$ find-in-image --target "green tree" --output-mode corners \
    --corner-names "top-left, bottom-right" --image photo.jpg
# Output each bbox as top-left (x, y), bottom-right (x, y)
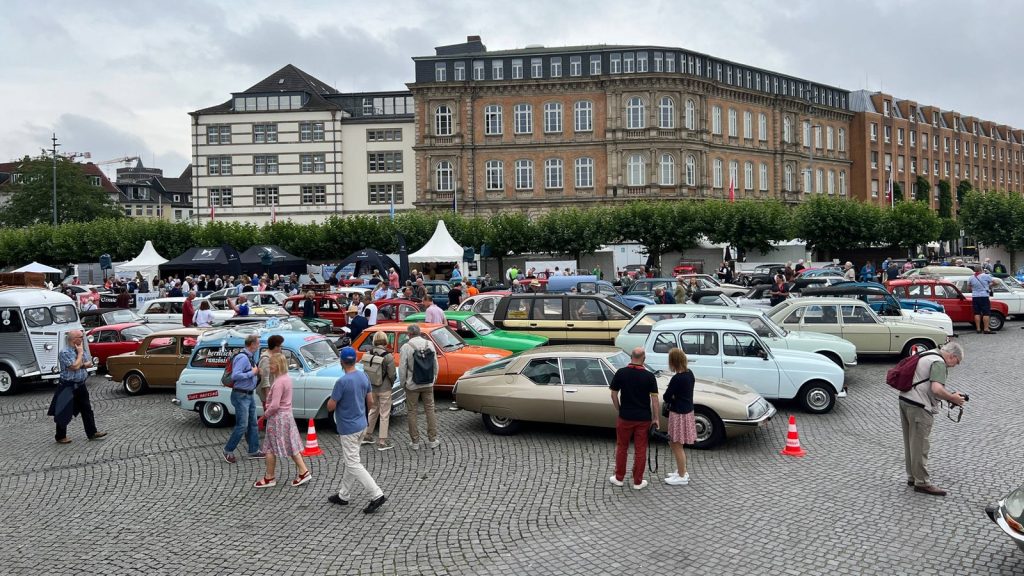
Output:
top-left (534, 207), bottom-right (613, 263)
top-left (913, 176), bottom-right (931, 202)
top-left (612, 202), bottom-right (702, 271)
top-left (483, 212), bottom-right (535, 277)
top-left (892, 182), bottom-right (904, 202)
top-left (955, 180), bottom-right (973, 214)
top-left (937, 180), bottom-right (954, 218)
top-left (879, 201), bottom-right (940, 253)
top-left (960, 190), bottom-right (1024, 270)
top-left (937, 218), bottom-right (961, 243)
top-left (704, 200), bottom-right (793, 258)
top-left (793, 196), bottom-right (879, 260)
top-left (1, 156), bottom-right (123, 227)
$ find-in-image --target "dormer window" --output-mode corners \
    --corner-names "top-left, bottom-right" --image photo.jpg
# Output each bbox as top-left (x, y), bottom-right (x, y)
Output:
top-left (883, 101), bottom-right (890, 117)
top-left (90, 176), bottom-right (102, 187)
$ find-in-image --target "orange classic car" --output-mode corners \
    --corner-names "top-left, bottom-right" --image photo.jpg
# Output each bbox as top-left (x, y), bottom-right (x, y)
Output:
top-left (351, 323), bottom-right (512, 392)
top-left (105, 328), bottom-right (202, 395)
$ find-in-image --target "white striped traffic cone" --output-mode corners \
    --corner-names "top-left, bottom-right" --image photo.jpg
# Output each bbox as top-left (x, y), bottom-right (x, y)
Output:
top-left (301, 418), bottom-right (323, 457)
top-left (780, 415), bottom-right (806, 457)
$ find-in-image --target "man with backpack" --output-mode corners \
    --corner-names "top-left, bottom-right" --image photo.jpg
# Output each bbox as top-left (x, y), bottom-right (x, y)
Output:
top-left (361, 332), bottom-right (396, 451)
top-left (892, 342), bottom-right (966, 496)
top-left (223, 334), bottom-right (263, 463)
top-left (399, 324), bottom-right (439, 450)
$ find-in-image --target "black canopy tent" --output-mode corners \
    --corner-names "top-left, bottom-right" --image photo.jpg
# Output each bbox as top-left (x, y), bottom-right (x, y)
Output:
top-left (158, 245), bottom-right (242, 278)
top-left (331, 248), bottom-right (398, 282)
top-left (239, 245), bottom-right (307, 276)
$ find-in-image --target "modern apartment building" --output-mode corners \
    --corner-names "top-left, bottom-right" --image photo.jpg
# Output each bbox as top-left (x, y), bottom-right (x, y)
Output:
top-left (189, 65), bottom-right (415, 224)
top-left (408, 36), bottom-right (853, 215)
top-left (849, 90), bottom-right (1024, 209)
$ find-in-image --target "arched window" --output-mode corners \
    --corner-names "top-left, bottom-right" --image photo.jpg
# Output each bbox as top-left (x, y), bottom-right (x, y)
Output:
top-left (758, 113), bottom-right (768, 141)
top-left (743, 162), bottom-right (753, 190)
top-left (713, 159), bottom-right (723, 188)
top-left (839, 171), bottom-right (847, 195)
top-left (626, 97), bottom-right (645, 129)
top-left (685, 99), bottom-right (696, 130)
top-left (783, 117), bottom-right (792, 143)
top-left (759, 162), bottom-right (768, 191)
top-left (659, 97), bottom-right (675, 129)
top-left (659, 154), bottom-right (675, 185)
top-left (435, 160), bottom-right (453, 191)
top-left (544, 158), bottom-right (564, 189)
top-left (484, 105), bottom-right (502, 135)
top-left (435, 105), bottom-right (452, 136)
top-left (685, 155), bottom-right (697, 186)
top-left (485, 160), bottom-right (504, 190)
top-left (784, 165), bottom-right (793, 190)
top-left (514, 160), bottom-right (534, 190)
top-left (627, 154), bottom-right (646, 186)
top-left (729, 160), bottom-right (739, 188)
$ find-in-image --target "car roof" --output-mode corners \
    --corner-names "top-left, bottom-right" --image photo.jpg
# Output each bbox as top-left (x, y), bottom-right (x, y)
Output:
top-left (195, 327), bottom-right (322, 346)
top-left (363, 322), bottom-right (444, 332)
top-left (0, 288), bottom-right (76, 307)
top-left (638, 304), bottom-right (761, 317)
top-left (651, 318), bottom-right (754, 332)
top-left (145, 327), bottom-right (205, 337)
top-left (406, 310), bottom-right (472, 319)
top-left (516, 344), bottom-right (623, 357)
top-left (147, 297), bottom-right (186, 303)
top-left (89, 322), bottom-right (144, 332)
top-left (785, 297), bottom-right (869, 306)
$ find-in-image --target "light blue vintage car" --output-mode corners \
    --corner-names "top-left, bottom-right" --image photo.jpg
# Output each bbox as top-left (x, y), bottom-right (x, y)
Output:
top-left (172, 323), bottom-right (405, 427)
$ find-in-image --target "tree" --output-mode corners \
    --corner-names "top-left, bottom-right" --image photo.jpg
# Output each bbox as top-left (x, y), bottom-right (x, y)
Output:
top-left (704, 200), bottom-right (793, 258)
top-left (1, 156), bottom-right (123, 227)
top-left (892, 182), bottom-right (904, 202)
top-left (960, 190), bottom-right (1024, 270)
top-left (937, 180), bottom-right (953, 218)
top-left (612, 202), bottom-right (702, 271)
top-left (878, 201), bottom-right (940, 254)
top-left (937, 218), bottom-right (961, 244)
top-left (793, 196), bottom-right (880, 260)
top-left (955, 180), bottom-right (973, 215)
top-left (534, 207), bottom-right (613, 264)
top-left (913, 176), bottom-right (931, 202)
top-left (483, 212), bottom-right (534, 277)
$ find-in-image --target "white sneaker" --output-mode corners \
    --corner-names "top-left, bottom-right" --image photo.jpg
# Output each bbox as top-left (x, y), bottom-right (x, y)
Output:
top-left (410, 442), bottom-right (420, 451)
top-left (428, 438), bottom-right (441, 449)
top-left (665, 474), bottom-right (689, 486)
top-left (632, 480), bottom-right (649, 490)
top-left (608, 475), bottom-right (624, 487)
top-left (664, 471), bottom-right (679, 481)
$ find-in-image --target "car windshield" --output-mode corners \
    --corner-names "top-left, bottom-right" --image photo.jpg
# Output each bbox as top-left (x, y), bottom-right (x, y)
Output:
top-left (464, 314), bottom-right (495, 336)
top-left (51, 304), bottom-right (78, 324)
top-left (766, 301), bottom-right (791, 318)
top-left (300, 340), bottom-right (338, 370)
top-left (604, 351), bottom-right (630, 370)
top-left (121, 325), bottom-right (154, 340)
top-left (104, 309), bottom-right (143, 324)
top-left (431, 326), bottom-right (466, 351)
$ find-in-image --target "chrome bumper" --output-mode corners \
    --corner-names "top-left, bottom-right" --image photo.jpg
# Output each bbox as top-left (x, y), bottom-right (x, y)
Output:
top-left (171, 398), bottom-right (181, 406)
top-left (722, 403), bottom-right (777, 427)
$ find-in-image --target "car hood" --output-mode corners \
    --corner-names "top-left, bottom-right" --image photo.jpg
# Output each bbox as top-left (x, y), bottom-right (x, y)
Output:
top-left (485, 330), bottom-right (548, 346)
top-left (770, 348), bottom-right (845, 371)
top-left (310, 363), bottom-right (344, 380)
top-left (783, 330), bottom-right (853, 346)
top-left (896, 310), bottom-right (954, 335)
top-left (619, 294), bottom-right (655, 305)
top-left (454, 345), bottom-right (512, 359)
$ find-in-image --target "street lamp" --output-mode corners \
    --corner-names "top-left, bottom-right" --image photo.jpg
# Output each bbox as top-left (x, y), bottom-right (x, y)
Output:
top-left (50, 133), bottom-right (60, 226)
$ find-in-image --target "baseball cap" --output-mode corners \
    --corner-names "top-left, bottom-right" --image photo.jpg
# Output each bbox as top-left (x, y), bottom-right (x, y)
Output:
top-left (339, 346), bottom-right (357, 363)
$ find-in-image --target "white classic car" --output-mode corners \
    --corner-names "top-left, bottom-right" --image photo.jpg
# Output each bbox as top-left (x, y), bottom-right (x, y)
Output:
top-left (139, 297), bottom-right (235, 325)
top-left (644, 318), bottom-right (846, 414)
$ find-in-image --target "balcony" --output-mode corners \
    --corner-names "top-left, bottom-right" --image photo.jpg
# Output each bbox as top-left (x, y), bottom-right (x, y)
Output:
top-left (657, 129), bottom-right (677, 139)
top-left (423, 134), bottom-right (463, 147)
top-left (427, 189), bottom-right (457, 203)
top-left (624, 129), bottom-right (648, 140)
top-left (624, 186), bottom-right (651, 197)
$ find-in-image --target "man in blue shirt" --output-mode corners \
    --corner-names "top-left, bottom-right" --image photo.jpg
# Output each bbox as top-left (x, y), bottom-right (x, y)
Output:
top-left (968, 268), bottom-right (995, 334)
top-left (327, 347), bottom-right (386, 514)
top-left (223, 334), bottom-right (263, 463)
top-left (47, 330), bottom-right (107, 443)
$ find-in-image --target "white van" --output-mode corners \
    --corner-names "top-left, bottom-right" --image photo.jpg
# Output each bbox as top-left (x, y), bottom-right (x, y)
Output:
top-left (0, 288), bottom-right (92, 394)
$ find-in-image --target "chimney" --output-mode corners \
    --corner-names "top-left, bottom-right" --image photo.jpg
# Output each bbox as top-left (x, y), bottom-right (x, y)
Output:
top-left (467, 35), bottom-right (481, 42)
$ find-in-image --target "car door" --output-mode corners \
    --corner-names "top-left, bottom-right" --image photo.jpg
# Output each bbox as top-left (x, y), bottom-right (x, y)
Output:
top-left (676, 330), bottom-right (723, 381)
top-left (567, 297), bottom-right (607, 343)
top-left (88, 328), bottom-right (117, 364)
top-left (991, 279), bottom-right (1024, 314)
top-left (933, 284), bottom-right (969, 321)
top-left (516, 357), bottom-right (566, 424)
top-left (561, 357), bottom-right (617, 426)
top-left (317, 297), bottom-right (346, 327)
top-left (473, 296), bottom-right (500, 321)
top-left (721, 331), bottom-right (780, 398)
top-left (599, 300), bottom-right (633, 339)
top-left (838, 304), bottom-right (889, 353)
top-left (526, 297), bottom-right (567, 343)
top-left (142, 335), bottom-right (183, 387)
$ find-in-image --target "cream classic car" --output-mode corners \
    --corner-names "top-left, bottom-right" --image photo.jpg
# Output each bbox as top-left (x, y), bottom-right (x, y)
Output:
top-left (453, 345), bottom-right (775, 449)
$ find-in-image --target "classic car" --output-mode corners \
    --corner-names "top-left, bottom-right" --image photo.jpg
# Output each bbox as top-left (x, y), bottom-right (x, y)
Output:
top-left (105, 328), bottom-right (202, 395)
top-left (139, 297), bottom-right (236, 325)
top-left (901, 265), bottom-right (975, 278)
top-left (453, 345), bottom-right (775, 449)
top-left (615, 304), bottom-right (857, 368)
top-left (645, 319), bottom-right (846, 413)
top-left (86, 322), bottom-right (154, 370)
top-left (545, 276), bottom-right (654, 311)
top-left (351, 323), bottom-right (512, 393)
top-left (801, 283), bottom-right (954, 336)
top-left (767, 297), bottom-right (948, 357)
top-left (624, 277), bottom-right (682, 298)
top-left (79, 307), bottom-right (179, 332)
top-left (735, 264), bottom-right (786, 286)
top-left (456, 291), bottom-right (510, 321)
top-left (985, 481), bottom-right (1024, 553)
top-left (373, 298), bottom-right (426, 323)
top-left (422, 280), bottom-right (453, 309)
top-left (887, 278), bottom-right (1009, 331)
top-left (282, 293), bottom-right (350, 328)
top-left (946, 277), bottom-right (1024, 316)
top-left (491, 293), bottom-right (635, 344)
top-left (403, 310), bottom-right (548, 352)
top-left (795, 266), bottom-right (844, 278)
top-left (674, 274), bottom-right (748, 297)
top-left (733, 284), bottom-right (780, 310)
top-left (826, 281), bottom-right (944, 312)
top-left (172, 328), bottom-right (404, 428)
top-left (206, 289), bottom-right (287, 309)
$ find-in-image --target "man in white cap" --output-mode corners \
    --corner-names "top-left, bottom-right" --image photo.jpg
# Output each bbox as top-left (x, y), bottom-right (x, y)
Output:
top-left (843, 262), bottom-right (855, 281)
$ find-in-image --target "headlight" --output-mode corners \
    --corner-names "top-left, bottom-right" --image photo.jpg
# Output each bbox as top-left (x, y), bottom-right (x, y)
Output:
top-left (747, 398), bottom-right (770, 419)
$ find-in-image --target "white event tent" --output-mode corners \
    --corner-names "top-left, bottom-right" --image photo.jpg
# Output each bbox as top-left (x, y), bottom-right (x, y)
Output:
top-left (115, 240), bottom-right (168, 281)
top-left (409, 220), bottom-right (463, 263)
top-left (13, 261), bottom-right (63, 274)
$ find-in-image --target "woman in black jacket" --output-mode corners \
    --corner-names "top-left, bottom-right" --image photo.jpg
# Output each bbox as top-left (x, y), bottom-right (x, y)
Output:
top-left (662, 348), bottom-right (696, 486)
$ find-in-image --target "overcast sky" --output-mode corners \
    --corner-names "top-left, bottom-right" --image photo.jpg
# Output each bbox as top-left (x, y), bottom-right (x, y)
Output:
top-left (2, 0), bottom-right (1019, 177)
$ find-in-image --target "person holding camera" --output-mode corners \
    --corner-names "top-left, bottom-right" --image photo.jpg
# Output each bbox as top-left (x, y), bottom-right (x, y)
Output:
top-left (898, 341), bottom-right (966, 496)
top-left (663, 348), bottom-right (696, 486)
top-left (48, 330), bottom-right (107, 443)
top-left (608, 347), bottom-right (660, 490)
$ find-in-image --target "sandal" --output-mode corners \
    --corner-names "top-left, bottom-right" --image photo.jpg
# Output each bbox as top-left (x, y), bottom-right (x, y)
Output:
top-left (253, 477), bottom-right (277, 488)
top-left (291, 470), bottom-right (312, 487)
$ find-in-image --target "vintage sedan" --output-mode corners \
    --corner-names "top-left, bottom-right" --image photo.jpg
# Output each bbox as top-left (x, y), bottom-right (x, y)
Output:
top-left (946, 277), bottom-right (1024, 316)
top-left (374, 298), bottom-right (426, 323)
top-left (351, 323), bottom-right (512, 393)
top-left (283, 293), bottom-right (349, 328)
top-left (79, 307), bottom-right (179, 333)
top-left (645, 319), bottom-right (846, 413)
top-left (887, 278), bottom-right (1009, 331)
top-left (453, 346), bottom-right (775, 449)
top-left (492, 293), bottom-right (634, 345)
top-left (802, 283), bottom-right (954, 336)
top-left (86, 322), bottom-right (154, 370)
top-left (105, 328), bottom-right (202, 395)
top-left (173, 328), bottom-right (405, 428)
top-left (615, 304), bottom-right (857, 368)
top-left (404, 310), bottom-right (548, 352)
top-left (456, 291), bottom-right (509, 321)
top-left (139, 297), bottom-right (235, 325)
top-left (675, 274), bottom-right (748, 297)
top-left (986, 482), bottom-right (1024, 553)
top-left (767, 297), bottom-right (948, 357)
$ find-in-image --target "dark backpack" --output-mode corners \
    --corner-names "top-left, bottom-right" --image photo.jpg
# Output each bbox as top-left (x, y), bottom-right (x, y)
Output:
top-left (885, 350), bottom-right (939, 392)
top-left (220, 351), bottom-right (246, 387)
top-left (411, 344), bottom-right (436, 385)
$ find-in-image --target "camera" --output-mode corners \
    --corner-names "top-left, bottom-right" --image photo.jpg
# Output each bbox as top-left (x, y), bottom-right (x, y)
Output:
top-left (960, 393), bottom-right (970, 402)
top-left (649, 424), bottom-right (670, 443)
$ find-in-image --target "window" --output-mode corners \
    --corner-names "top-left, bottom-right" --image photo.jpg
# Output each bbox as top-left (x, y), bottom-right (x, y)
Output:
top-left (434, 62), bottom-right (446, 82)
top-left (512, 59), bottom-right (523, 79)
top-left (574, 157), bottom-right (594, 188)
top-left (544, 159), bottom-right (563, 189)
top-left (885, 153), bottom-right (892, 172)
top-left (828, 171), bottom-right (835, 194)
top-left (492, 60), bottom-right (504, 80)
top-left (839, 171), bottom-right (847, 195)
top-left (678, 331), bottom-right (719, 357)
top-left (523, 358), bottom-right (561, 385)
top-left (543, 102), bottom-right (563, 133)
top-left (253, 124), bottom-right (277, 143)
top-left (484, 104), bottom-right (503, 135)
top-left (653, 52), bottom-right (663, 72)
top-left (435, 161), bottom-right (454, 191)
top-left (783, 117), bottom-right (792, 143)
top-left (207, 156), bottom-right (231, 176)
top-left (784, 165), bottom-right (793, 190)
top-left (589, 55), bottom-right (601, 75)
top-left (484, 160), bottom-right (504, 190)
top-left (871, 151), bottom-right (878, 169)
top-left (472, 60), bottom-right (483, 80)
top-left (299, 122), bottom-right (325, 142)
top-left (826, 126), bottom-right (835, 150)
top-left (368, 183), bottom-right (403, 205)
top-left (531, 57), bottom-right (543, 78)
top-left (803, 168), bottom-right (812, 193)
top-left (610, 53), bottom-right (621, 73)
top-left (803, 121), bottom-right (811, 147)
top-left (514, 103), bottom-right (533, 134)
top-left (711, 106), bottom-right (722, 134)
top-left (897, 156), bottom-right (904, 173)
top-left (254, 186), bottom-right (279, 206)
top-left (723, 332), bottom-right (765, 358)
top-left (206, 125), bottom-right (231, 145)
top-left (870, 123), bottom-right (878, 142)
top-left (729, 160), bottom-right (738, 189)
top-left (728, 108), bottom-right (737, 137)
top-left (299, 185), bottom-right (327, 205)
top-left (637, 51), bottom-right (648, 72)
top-left (569, 56), bottom-right (581, 77)
top-left (434, 105), bottom-right (453, 135)
top-left (550, 57), bottom-right (562, 77)
top-left (304, 153), bottom-right (327, 174)
top-left (758, 113), bottom-right (767, 141)
top-left (884, 125), bottom-right (891, 143)
top-left (253, 155), bottom-right (278, 175)
top-left (574, 100), bottom-right (593, 132)
top-left (759, 162), bottom-right (768, 191)
top-left (816, 168), bottom-right (823, 194)
top-left (659, 97), bottom-right (674, 129)
top-left (685, 99), bottom-right (696, 130)
top-left (209, 187), bottom-right (232, 207)
top-left (626, 97), bottom-right (645, 129)
top-left (666, 52), bottom-right (675, 72)
top-left (366, 128), bottom-right (402, 142)
top-left (651, 332), bottom-right (678, 354)
top-left (744, 162), bottom-right (753, 190)
top-left (515, 160), bottom-right (534, 190)
top-left (367, 152), bottom-right (402, 173)
top-left (713, 158), bottom-right (723, 188)
top-left (743, 111), bottom-right (752, 139)
top-left (659, 154), bottom-right (675, 186)
top-left (454, 61), bottom-right (465, 81)
top-left (838, 128), bottom-right (846, 152)
top-left (626, 154), bottom-right (646, 186)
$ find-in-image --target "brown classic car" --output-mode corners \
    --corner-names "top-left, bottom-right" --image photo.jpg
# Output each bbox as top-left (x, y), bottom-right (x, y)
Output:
top-left (105, 328), bottom-right (202, 395)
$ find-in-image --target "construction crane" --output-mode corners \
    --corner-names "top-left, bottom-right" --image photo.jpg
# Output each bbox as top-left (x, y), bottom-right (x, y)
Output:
top-left (93, 156), bottom-right (140, 166)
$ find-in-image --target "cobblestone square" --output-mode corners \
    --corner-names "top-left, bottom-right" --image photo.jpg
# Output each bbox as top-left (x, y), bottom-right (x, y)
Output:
top-left (1, 329), bottom-right (1022, 575)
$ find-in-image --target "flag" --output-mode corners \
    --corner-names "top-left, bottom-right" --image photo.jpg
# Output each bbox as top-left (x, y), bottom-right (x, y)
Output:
top-left (209, 198), bottom-right (215, 222)
top-left (728, 176), bottom-right (735, 203)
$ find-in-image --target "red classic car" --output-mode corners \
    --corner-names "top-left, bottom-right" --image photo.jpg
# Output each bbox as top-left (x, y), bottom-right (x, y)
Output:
top-left (86, 322), bottom-right (155, 370)
top-left (283, 293), bottom-right (350, 328)
top-left (886, 278), bottom-right (1009, 331)
top-left (373, 298), bottom-right (426, 323)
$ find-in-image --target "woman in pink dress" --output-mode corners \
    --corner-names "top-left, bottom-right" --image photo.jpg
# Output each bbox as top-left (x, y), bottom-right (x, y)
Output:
top-left (254, 354), bottom-right (311, 488)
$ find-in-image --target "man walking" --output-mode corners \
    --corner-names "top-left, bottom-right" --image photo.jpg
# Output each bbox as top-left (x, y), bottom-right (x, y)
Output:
top-left (899, 342), bottom-right (966, 496)
top-left (327, 347), bottom-right (387, 513)
top-left (400, 324), bottom-right (439, 450)
top-left (223, 334), bottom-right (263, 463)
top-left (608, 347), bottom-right (659, 490)
top-left (182, 291), bottom-right (196, 328)
top-left (48, 330), bottom-right (107, 443)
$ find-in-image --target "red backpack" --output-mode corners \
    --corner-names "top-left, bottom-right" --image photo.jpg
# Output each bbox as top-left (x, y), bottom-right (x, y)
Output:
top-left (885, 350), bottom-right (939, 392)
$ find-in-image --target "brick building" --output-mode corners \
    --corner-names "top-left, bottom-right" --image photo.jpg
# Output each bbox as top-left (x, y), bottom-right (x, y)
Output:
top-left (408, 36), bottom-right (853, 216)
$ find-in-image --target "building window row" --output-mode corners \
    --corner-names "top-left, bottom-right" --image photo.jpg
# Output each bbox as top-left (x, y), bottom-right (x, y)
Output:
top-left (368, 151), bottom-right (403, 173)
top-left (369, 183), bottom-right (404, 205)
top-left (207, 156), bottom-right (232, 176)
top-left (367, 128), bottom-right (403, 142)
top-left (479, 158), bottom-right (597, 191)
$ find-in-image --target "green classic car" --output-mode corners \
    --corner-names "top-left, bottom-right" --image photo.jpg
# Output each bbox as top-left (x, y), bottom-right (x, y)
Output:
top-left (404, 310), bottom-right (548, 352)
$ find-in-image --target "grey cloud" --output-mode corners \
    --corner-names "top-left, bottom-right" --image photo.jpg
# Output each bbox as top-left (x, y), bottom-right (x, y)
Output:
top-left (53, 114), bottom-right (188, 175)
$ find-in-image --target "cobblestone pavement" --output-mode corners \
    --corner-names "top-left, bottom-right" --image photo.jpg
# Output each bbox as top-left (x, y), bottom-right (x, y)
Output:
top-left (1, 328), bottom-right (1022, 575)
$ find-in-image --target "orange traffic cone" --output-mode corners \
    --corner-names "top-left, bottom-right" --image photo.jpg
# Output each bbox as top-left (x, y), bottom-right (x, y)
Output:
top-left (779, 415), bottom-right (806, 457)
top-left (301, 418), bottom-right (323, 457)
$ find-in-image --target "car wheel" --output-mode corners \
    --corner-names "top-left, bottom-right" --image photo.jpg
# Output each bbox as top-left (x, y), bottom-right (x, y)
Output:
top-left (901, 339), bottom-right (935, 358)
top-left (816, 351), bottom-right (844, 368)
top-left (799, 381), bottom-right (836, 414)
top-left (199, 402), bottom-right (229, 428)
top-left (0, 366), bottom-right (16, 396)
top-left (481, 413), bottom-right (521, 435)
top-left (989, 312), bottom-right (1005, 331)
top-left (692, 407), bottom-right (725, 449)
top-left (123, 372), bottom-right (148, 396)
